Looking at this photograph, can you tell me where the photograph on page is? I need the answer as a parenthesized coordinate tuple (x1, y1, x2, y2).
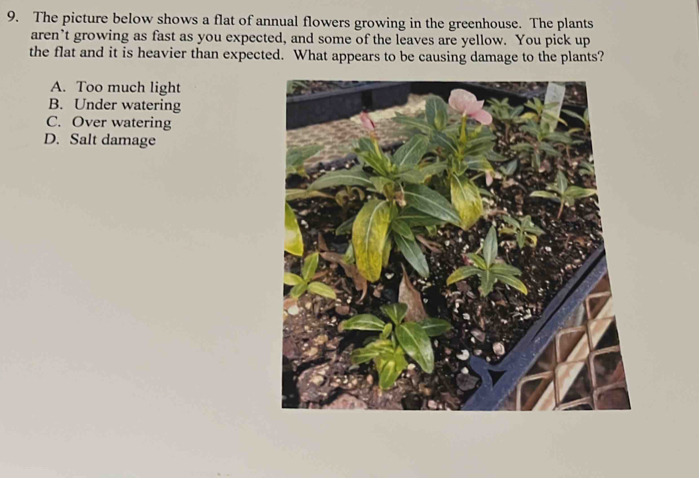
(283, 81, 630, 411)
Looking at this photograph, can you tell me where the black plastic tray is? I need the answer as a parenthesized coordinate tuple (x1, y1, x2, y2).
(286, 82, 410, 130)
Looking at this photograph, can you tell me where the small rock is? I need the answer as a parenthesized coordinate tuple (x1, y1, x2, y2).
(456, 373, 479, 392)
(471, 329, 485, 342)
(493, 342, 506, 356)
(304, 347, 319, 358)
(323, 393, 367, 410)
(288, 305, 300, 316)
(310, 374, 325, 386)
(427, 400, 438, 410)
(456, 349, 470, 361)
(460, 367, 469, 375)
(407, 363, 416, 371)
(335, 304, 350, 316)
(313, 334, 329, 345)
(473, 348, 482, 356)
(366, 374, 374, 385)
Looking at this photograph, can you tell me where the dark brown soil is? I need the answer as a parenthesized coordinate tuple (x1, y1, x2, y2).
(283, 121, 601, 411)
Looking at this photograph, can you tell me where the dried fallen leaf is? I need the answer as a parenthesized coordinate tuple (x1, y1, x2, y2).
(415, 235, 442, 253)
(398, 263, 427, 322)
(320, 252, 368, 303)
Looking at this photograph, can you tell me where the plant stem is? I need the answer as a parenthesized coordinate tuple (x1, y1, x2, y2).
(557, 201, 565, 220)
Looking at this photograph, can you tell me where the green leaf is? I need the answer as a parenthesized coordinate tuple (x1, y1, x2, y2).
(426, 96, 449, 130)
(421, 318, 452, 337)
(530, 191, 561, 201)
(393, 113, 433, 134)
(540, 142, 561, 157)
(482, 226, 498, 267)
(308, 168, 373, 191)
(342, 314, 386, 331)
(283, 273, 304, 286)
(357, 149, 391, 177)
(418, 162, 448, 178)
(382, 234, 393, 267)
(565, 186, 597, 200)
(555, 171, 569, 192)
(284, 202, 304, 257)
(308, 281, 337, 299)
(394, 233, 429, 279)
(381, 303, 408, 325)
(380, 323, 393, 340)
(501, 215, 520, 228)
(493, 273, 528, 295)
(500, 159, 518, 176)
(392, 135, 430, 168)
(431, 131, 458, 155)
(285, 189, 333, 202)
(490, 263, 522, 276)
(343, 243, 356, 264)
(403, 184, 462, 227)
(336, 216, 355, 235)
(394, 169, 426, 184)
(302, 252, 319, 281)
(398, 208, 445, 228)
(286, 145, 322, 170)
(378, 349, 408, 390)
(370, 176, 394, 195)
(479, 270, 496, 296)
(390, 219, 414, 240)
(351, 346, 381, 365)
(352, 200, 391, 282)
(396, 322, 434, 373)
(450, 174, 483, 230)
(462, 155, 494, 172)
(290, 283, 308, 299)
(446, 266, 480, 285)
(466, 253, 487, 270)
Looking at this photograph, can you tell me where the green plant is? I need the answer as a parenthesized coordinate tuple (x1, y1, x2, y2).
(341, 303, 452, 389)
(521, 97, 567, 127)
(486, 97, 524, 144)
(307, 111, 462, 282)
(562, 108, 590, 135)
(511, 120, 569, 170)
(578, 160, 595, 177)
(283, 252, 337, 300)
(530, 171, 597, 219)
(394, 92, 507, 231)
(446, 226, 528, 296)
(500, 215, 544, 249)
(284, 145, 325, 257)
(286, 80, 308, 95)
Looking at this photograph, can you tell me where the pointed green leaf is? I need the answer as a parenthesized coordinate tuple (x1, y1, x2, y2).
(530, 191, 561, 201)
(390, 219, 414, 240)
(493, 273, 528, 295)
(394, 233, 429, 279)
(490, 263, 522, 276)
(450, 174, 483, 230)
(396, 322, 434, 373)
(426, 96, 449, 130)
(351, 346, 381, 365)
(342, 314, 385, 331)
(483, 226, 498, 267)
(381, 303, 408, 325)
(393, 135, 430, 168)
(421, 318, 452, 337)
(447, 266, 480, 285)
(308, 281, 337, 299)
(283, 273, 304, 286)
(466, 253, 487, 270)
(308, 167, 373, 191)
(284, 202, 304, 257)
(398, 208, 445, 228)
(555, 171, 569, 192)
(403, 184, 461, 227)
(302, 252, 319, 281)
(378, 351, 407, 390)
(352, 200, 391, 282)
(565, 186, 597, 200)
(290, 283, 308, 299)
(336, 216, 355, 235)
(380, 323, 393, 340)
(479, 270, 496, 296)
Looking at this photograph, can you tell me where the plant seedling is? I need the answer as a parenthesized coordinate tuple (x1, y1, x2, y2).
(500, 215, 544, 249)
(341, 303, 452, 389)
(530, 171, 597, 220)
(446, 226, 528, 296)
(511, 120, 569, 170)
(562, 108, 590, 135)
(521, 97, 567, 127)
(578, 160, 595, 177)
(283, 252, 337, 300)
(486, 97, 524, 145)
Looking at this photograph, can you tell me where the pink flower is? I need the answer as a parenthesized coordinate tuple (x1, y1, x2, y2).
(359, 111, 375, 132)
(448, 89, 493, 126)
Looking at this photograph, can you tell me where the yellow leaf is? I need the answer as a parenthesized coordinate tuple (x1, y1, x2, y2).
(450, 174, 483, 230)
(284, 202, 304, 256)
(352, 200, 391, 282)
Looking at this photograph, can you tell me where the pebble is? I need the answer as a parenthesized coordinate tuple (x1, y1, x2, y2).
(288, 305, 300, 316)
(385, 272, 394, 279)
(493, 342, 506, 356)
(456, 350, 470, 361)
(461, 367, 469, 375)
(323, 394, 367, 410)
(313, 334, 328, 345)
(427, 400, 438, 410)
(456, 373, 479, 392)
(471, 329, 486, 342)
(304, 347, 319, 358)
(366, 374, 374, 385)
(335, 305, 350, 315)
(407, 363, 416, 371)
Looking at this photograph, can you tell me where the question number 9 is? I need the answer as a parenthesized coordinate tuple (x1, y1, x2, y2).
(7, 11, 17, 22)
